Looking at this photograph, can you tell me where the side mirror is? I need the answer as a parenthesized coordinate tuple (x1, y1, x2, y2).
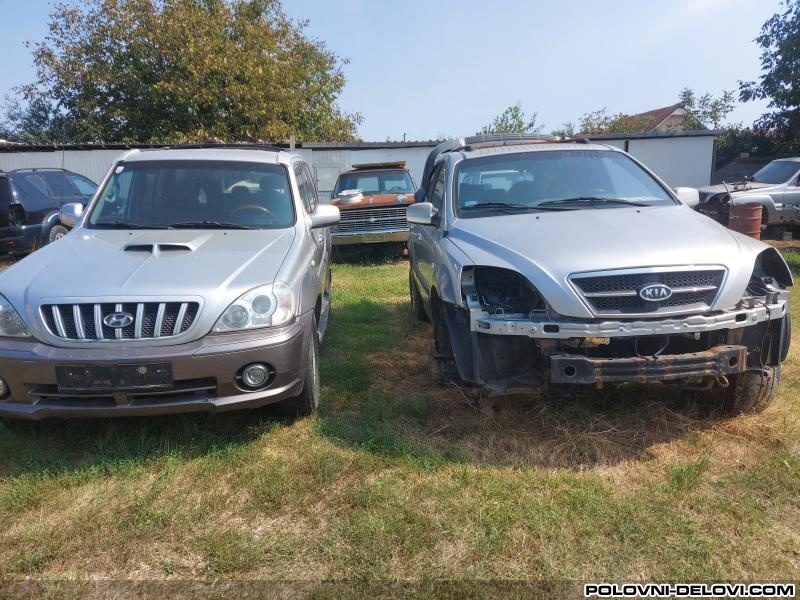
(310, 204, 340, 229)
(60, 202, 84, 228)
(407, 202, 438, 226)
(674, 187, 700, 208)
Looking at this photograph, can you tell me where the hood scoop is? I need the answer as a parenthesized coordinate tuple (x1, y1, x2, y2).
(123, 243, 194, 255)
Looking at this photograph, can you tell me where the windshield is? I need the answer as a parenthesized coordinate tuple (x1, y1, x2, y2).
(87, 160, 295, 229)
(334, 170, 414, 195)
(751, 160, 800, 184)
(455, 150, 675, 217)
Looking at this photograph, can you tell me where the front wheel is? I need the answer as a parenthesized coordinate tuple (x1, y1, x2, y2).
(704, 366, 781, 416)
(281, 330, 320, 417)
(48, 224, 69, 243)
(409, 270, 428, 322)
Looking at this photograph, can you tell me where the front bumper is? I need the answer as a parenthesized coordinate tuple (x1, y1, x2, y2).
(332, 229, 409, 245)
(551, 344, 746, 384)
(0, 312, 313, 420)
(471, 298, 789, 339)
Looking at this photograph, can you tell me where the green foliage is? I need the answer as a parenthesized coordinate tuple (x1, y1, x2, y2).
(10, 0, 361, 143)
(480, 103, 543, 135)
(739, 0, 800, 151)
(577, 108, 651, 135)
(678, 87, 736, 129)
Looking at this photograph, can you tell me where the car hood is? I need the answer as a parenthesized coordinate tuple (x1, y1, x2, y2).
(447, 205, 768, 319)
(0, 228, 296, 342)
(698, 182, 776, 197)
(331, 193, 414, 209)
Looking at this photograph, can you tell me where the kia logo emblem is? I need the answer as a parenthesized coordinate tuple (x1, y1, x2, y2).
(639, 284, 673, 302)
(103, 312, 134, 328)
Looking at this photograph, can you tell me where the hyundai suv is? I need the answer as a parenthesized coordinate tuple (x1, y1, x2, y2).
(0, 145, 339, 419)
(408, 135, 792, 415)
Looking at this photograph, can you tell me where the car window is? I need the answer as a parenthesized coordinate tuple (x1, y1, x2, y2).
(302, 164, 319, 212)
(294, 163, 317, 214)
(455, 150, 675, 217)
(334, 170, 415, 195)
(752, 160, 800, 185)
(67, 174, 98, 196)
(429, 163, 446, 212)
(87, 160, 295, 229)
(41, 172, 79, 198)
(15, 173, 50, 199)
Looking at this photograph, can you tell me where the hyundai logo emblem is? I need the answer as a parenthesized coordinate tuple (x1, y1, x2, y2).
(639, 284, 673, 302)
(103, 312, 134, 328)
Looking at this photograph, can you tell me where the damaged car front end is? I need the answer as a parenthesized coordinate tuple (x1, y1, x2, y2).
(409, 135, 792, 415)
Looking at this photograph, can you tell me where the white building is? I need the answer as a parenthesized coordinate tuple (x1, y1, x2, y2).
(0, 130, 717, 199)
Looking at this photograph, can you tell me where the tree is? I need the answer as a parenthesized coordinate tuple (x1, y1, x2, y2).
(577, 108, 650, 135)
(739, 0, 800, 150)
(479, 103, 543, 135)
(678, 87, 736, 129)
(10, 0, 361, 143)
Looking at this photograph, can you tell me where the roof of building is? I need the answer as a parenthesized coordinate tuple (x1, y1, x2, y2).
(616, 103, 690, 133)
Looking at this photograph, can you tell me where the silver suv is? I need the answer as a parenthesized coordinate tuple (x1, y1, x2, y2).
(0, 144, 340, 419)
(408, 135, 792, 415)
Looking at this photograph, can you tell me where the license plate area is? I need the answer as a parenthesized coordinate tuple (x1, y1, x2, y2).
(56, 363, 173, 391)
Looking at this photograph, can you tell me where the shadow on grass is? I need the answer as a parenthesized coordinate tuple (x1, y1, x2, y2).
(332, 243, 407, 265)
(316, 297, 728, 470)
(0, 405, 284, 479)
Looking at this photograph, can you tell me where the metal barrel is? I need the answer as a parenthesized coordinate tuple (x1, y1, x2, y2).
(728, 203, 762, 239)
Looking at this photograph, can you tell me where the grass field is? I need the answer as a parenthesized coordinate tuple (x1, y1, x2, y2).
(0, 252, 798, 597)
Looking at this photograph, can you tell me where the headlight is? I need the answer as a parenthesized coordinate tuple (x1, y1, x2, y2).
(212, 282, 294, 332)
(0, 294, 31, 338)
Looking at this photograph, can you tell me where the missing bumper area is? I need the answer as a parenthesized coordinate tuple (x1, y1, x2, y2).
(550, 344, 748, 384)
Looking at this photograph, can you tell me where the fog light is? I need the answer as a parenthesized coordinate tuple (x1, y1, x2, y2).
(0, 376, 8, 398)
(240, 363, 271, 389)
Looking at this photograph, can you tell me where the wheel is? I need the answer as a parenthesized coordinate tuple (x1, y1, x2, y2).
(409, 270, 428, 322)
(48, 224, 69, 243)
(705, 366, 781, 416)
(281, 330, 320, 417)
(428, 300, 460, 385)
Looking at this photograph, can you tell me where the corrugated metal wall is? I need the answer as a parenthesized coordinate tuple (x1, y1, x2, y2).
(0, 135, 716, 196)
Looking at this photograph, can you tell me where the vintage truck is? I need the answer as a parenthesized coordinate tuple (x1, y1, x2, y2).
(329, 161, 417, 245)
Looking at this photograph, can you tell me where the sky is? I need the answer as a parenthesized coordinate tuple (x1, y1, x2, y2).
(0, 0, 780, 141)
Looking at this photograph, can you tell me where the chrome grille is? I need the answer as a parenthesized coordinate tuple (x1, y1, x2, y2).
(41, 302, 199, 341)
(333, 206, 409, 234)
(570, 268, 726, 317)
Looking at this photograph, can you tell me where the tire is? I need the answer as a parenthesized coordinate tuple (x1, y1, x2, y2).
(708, 366, 781, 416)
(428, 300, 460, 385)
(409, 270, 428, 322)
(48, 224, 69, 243)
(281, 330, 320, 417)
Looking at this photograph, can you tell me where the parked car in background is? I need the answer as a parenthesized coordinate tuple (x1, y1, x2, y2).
(0, 167, 97, 253)
(409, 134, 792, 415)
(0, 144, 340, 420)
(329, 161, 416, 244)
(696, 157, 800, 233)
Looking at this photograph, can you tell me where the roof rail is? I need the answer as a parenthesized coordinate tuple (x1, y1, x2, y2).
(161, 142, 288, 153)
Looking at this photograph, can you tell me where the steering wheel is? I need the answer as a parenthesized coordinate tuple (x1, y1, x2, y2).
(230, 204, 276, 224)
(388, 186, 405, 192)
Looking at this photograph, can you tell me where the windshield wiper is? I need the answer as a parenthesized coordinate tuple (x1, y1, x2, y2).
(168, 221, 254, 230)
(461, 201, 574, 212)
(538, 197, 649, 207)
(93, 221, 169, 229)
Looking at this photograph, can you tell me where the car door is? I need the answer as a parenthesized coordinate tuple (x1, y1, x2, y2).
(412, 161, 446, 301)
(12, 173, 54, 225)
(295, 163, 327, 288)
